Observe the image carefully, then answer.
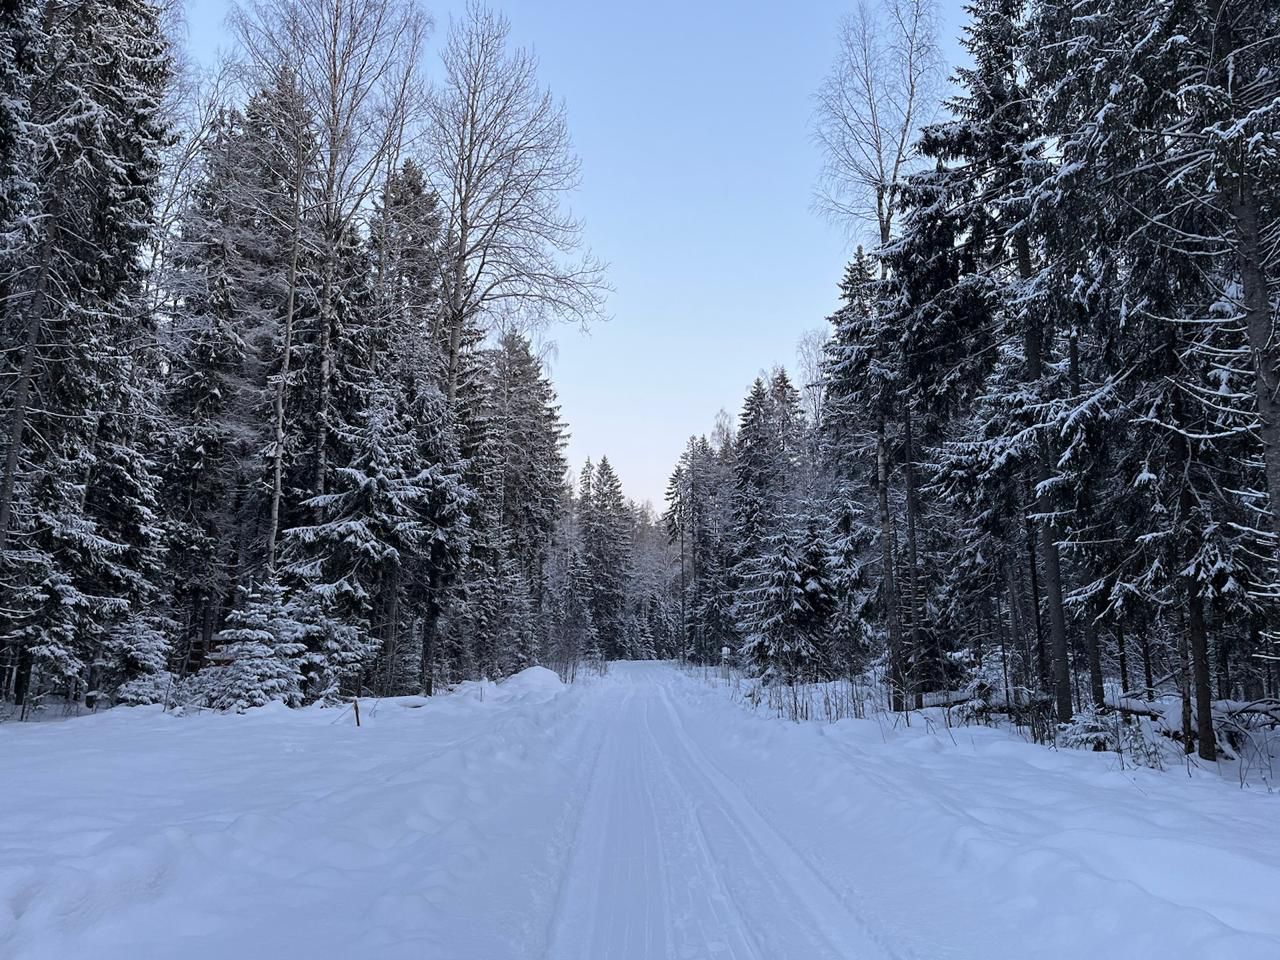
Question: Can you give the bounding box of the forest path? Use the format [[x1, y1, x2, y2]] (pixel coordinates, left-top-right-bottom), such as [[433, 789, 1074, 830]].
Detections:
[[543, 662, 892, 960]]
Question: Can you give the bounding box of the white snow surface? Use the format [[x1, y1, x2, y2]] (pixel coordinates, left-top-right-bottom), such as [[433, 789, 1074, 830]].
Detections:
[[3, 661, 1279, 959]]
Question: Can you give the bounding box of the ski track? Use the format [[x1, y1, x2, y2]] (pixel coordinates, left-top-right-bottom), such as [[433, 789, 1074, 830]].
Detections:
[[5, 661, 1280, 960]]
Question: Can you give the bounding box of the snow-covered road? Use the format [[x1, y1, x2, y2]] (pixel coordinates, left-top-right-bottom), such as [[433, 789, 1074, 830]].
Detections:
[[546, 668, 892, 960], [4, 661, 1279, 959]]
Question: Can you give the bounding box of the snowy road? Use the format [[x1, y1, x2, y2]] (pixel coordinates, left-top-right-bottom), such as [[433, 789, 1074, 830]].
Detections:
[[545, 669, 891, 960], [4, 661, 1280, 959]]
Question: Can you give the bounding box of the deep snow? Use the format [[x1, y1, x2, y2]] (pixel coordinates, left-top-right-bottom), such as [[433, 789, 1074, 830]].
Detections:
[[3, 661, 1278, 959]]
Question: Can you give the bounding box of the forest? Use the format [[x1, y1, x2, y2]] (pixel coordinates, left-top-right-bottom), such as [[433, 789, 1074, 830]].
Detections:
[[2, 0, 1279, 771], [668, 0, 1280, 761]]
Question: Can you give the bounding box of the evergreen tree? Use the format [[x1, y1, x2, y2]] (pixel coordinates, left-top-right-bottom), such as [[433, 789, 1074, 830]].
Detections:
[[585, 457, 631, 659], [189, 580, 306, 712], [0, 0, 173, 705]]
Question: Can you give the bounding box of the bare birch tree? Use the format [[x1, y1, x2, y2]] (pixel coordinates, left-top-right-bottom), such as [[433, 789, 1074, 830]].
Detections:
[[426, 1, 606, 403], [814, 0, 941, 247], [813, 0, 941, 709], [232, 0, 428, 566]]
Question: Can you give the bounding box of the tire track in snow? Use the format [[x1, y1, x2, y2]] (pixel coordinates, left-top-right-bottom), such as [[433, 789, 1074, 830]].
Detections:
[[540, 684, 650, 959], [653, 677, 909, 960], [636, 692, 767, 960]]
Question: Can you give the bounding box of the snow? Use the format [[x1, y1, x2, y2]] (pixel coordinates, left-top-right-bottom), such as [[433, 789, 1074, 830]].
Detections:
[[3, 662, 1279, 959]]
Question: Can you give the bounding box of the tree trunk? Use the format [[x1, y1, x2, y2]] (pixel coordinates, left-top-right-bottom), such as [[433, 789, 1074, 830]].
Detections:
[[1141, 629, 1155, 701], [420, 569, 446, 696], [876, 420, 905, 711], [1035, 453, 1072, 723], [1005, 559, 1032, 698], [445, 219, 470, 404], [0, 257, 50, 555], [1171, 385, 1217, 761], [1177, 609, 1194, 754], [13, 645, 33, 710], [1018, 234, 1072, 723], [265, 182, 303, 572], [1187, 588, 1216, 761], [313, 258, 335, 497], [901, 405, 929, 699], [1083, 608, 1105, 710], [1023, 495, 1048, 691], [1116, 624, 1130, 695], [1230, 162, 1280, 544]]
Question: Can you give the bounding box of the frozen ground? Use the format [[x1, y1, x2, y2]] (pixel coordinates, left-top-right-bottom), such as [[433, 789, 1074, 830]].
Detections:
[[3, 661, 1279, 959]]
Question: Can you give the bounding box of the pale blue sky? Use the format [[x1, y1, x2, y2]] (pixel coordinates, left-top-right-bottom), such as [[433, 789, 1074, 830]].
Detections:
[[183, 0, 967, 506]]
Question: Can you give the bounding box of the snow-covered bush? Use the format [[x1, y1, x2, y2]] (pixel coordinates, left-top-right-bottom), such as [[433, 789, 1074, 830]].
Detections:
[[184, 582, 306, 712], [115, 670, 177, 706], [1120, 716, 1169, 770], [1059, 708, 1119, 752], [101, 618, 174, 705]]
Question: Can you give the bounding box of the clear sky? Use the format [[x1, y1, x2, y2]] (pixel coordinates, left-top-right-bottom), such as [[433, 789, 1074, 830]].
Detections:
[[182, 0, 967, 507]]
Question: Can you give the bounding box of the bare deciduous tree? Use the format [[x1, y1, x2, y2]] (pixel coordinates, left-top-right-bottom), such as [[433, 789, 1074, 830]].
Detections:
[[232, 0, 429, 566], [813, 0, 941, 711], [814, 0, 941, 247], [427, 1, 607, 403], [795, 327, 828, 429]]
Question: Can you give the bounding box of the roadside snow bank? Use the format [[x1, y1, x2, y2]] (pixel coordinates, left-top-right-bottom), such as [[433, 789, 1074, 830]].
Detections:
[[0, 672, 586, 960], [498, 665, 565, 698], [682, 669, 1280, 959]]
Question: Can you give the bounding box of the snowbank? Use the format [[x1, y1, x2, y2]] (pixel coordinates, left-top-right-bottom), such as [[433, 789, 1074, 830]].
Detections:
[[498, 664, 565, 698], [0, 674, 587, 960], [689, 667, 1280, 959]]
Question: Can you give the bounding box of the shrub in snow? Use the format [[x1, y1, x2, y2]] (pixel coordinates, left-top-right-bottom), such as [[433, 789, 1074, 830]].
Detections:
[[97, 617, 174, 705], [115, 670, 177, 707], [186, 582, 306, 712], [1057, 710, 1168, 768], [1059, 708, 1119, 752], [1121, 716, 1169, 770]]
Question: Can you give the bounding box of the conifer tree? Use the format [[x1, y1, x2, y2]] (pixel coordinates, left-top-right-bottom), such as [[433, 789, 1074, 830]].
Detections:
[[191, 580, 306, 711]]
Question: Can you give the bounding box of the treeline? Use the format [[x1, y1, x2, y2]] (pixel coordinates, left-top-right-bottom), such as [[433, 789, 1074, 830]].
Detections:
[[666, 0, 1280, 759], [0, 0, 679, 714]]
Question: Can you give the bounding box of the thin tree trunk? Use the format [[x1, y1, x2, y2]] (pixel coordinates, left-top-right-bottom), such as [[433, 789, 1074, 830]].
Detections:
[[1005, 559, 1031, 699], [1067, 326, 1105, 711], [876, 420, 905, 711], [420, 576, 444, 696], [1177, 608, 1194, 754], [445, 223, 469, 404], [1172, 386, 1217, 760], [1141, 629, 1155, 701], [1116, 624, 1130, 695], [1083, 608, 1105, 710], [0, 257, 50, 555], [1234, 188, 1280, 539], [313, 260, 334, 496], [1216, 630, 1231, 701], [1023, 495, 1048, 691], [1035, 452, 1072, 723], [265, 179, 303, 573], [901, 405, 928, 701]]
